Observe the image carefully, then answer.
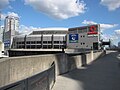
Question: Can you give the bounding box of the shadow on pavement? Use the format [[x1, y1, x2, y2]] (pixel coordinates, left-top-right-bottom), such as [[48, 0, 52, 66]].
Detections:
[[62, 51, 120, 90]]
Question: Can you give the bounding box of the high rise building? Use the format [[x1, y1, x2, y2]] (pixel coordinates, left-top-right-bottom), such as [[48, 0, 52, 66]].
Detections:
[[4, 16, 19, 32], [3, 15, 19, 50]]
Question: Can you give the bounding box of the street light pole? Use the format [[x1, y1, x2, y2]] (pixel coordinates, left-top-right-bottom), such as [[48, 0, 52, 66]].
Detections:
[[0, 10, 1, 41]]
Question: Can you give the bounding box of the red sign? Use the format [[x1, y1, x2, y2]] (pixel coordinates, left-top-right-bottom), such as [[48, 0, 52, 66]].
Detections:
[[88, 26, 98, 35]]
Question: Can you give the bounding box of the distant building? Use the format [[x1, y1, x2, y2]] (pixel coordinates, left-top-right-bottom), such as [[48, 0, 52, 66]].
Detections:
[[3, 15, 19, 50], [4, 16, 19, 32]]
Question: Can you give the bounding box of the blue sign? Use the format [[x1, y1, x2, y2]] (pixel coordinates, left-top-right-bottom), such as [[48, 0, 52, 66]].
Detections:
[[69, 34, 78, 43], [4, 40, 10, 47]]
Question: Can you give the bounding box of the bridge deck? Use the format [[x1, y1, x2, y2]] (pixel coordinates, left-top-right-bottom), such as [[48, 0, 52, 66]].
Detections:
[[52, 51, 120, 90]]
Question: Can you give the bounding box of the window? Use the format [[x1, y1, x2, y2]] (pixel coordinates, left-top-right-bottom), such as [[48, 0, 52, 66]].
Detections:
[[43, 45, 47, 49], [91, 46, 93, 49], [78, 30, 82, 33], [17, 45, 24, 49], [37, 45, 41, 49], [17, 42, 24, 45], [63, 41, 66, 44], [43, 41, 47, 44], [26, 41, 30, 44], [17, 42, 20, 44], [54, 45, 59, 49], [26, 45, 30, 49], [37, 41, 41, 44], [60, 45, 66, 49], [31, 45, 35, 49], [21, 42, 24, 44], [31, 41, 36, 44], [69, 28, 77, 33], [48, 45, 52, 49], [54, 41, 59, 44], [48, 41, 52, 43], [78, 27, 87, 33], [60, 41, 63, 44]]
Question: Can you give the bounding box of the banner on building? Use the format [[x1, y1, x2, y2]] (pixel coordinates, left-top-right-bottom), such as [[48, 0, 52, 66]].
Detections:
[[69, 34, 78, 43]]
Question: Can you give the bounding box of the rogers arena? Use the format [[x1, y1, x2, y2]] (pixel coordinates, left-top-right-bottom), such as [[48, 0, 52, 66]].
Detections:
[[9, 25, 101, 56]]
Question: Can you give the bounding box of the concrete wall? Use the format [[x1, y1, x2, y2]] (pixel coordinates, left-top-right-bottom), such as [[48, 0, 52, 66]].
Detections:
[[67, 55, 82, 71], [0, 55, 54, 87], [0, 50, 104, 88], [54, 51, 104, 75], [55, 54, 68, 75]]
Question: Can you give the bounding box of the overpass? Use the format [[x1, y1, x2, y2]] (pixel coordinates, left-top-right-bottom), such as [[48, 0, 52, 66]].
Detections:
[[0, 50, 120, 90]]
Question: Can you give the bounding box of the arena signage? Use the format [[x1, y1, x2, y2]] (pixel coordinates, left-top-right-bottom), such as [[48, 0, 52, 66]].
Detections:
[[4, 40, 10, 47], [87, 25, 98, 35], [69, 34, 78, 43]]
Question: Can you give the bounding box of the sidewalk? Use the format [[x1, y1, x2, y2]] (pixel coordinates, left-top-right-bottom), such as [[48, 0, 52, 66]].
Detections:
[[52, 51, 120, 90]]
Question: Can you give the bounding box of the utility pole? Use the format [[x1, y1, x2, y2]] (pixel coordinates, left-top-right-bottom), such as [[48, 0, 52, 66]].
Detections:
[[0, 10, 5, 43], [0, 10, 2, 42], [0, 10, 3, 42], [0, 10, 1, 33]]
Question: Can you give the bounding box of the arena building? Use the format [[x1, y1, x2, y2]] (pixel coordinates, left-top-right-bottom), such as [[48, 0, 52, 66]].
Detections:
[[67, 24, 101, 50], [11, 28, 68, 49], [11, 24, 101, 50], [9, 25, 102, 56]]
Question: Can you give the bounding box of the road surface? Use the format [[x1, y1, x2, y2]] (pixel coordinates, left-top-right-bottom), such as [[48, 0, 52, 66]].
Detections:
[[53, 51, 120, 90]]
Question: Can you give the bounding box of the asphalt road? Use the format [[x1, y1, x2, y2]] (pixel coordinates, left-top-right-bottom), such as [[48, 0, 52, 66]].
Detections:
[[53, 51, 120, 90]]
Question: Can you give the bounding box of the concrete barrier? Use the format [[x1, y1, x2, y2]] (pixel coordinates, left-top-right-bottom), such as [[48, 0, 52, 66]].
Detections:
[[55, 50, 104, 75], [67, 55, 82, 71], [27, 63, 55, 90], [0, 55, 54, 87], [0, 50, 104, 89], [0, 63, 55, 90], [54, 54, 68, 75], [0, 80, 26, 90]]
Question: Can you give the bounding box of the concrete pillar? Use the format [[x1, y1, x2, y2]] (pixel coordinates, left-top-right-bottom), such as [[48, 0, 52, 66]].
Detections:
[[55, 54, 68, 75], [0, 42, 3, 57], [91, 50, 93, 61]]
